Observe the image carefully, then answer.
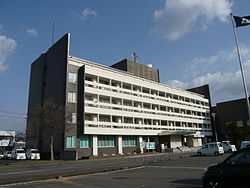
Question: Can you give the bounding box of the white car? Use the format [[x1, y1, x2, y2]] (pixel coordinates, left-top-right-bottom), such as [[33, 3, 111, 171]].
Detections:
[[11, 149, 26, 160], [197, 142, 224, 156], [222, 141, 236, 152], [3, 151, 12, 159], [240, 141, 250, 149], [0, 152, 4, 159], [26, 149, 40, 160]]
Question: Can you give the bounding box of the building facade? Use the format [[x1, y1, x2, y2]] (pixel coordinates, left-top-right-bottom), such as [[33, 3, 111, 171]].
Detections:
[[26, 34, 212, 159], [110, 59, 160, 83], [212, 98, 250, 146]]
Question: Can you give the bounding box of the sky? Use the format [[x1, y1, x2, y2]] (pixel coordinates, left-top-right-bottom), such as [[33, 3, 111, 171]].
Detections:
[[0, 0, 250, 132]]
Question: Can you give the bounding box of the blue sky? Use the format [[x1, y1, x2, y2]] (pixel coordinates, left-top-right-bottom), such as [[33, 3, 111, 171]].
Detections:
[[0, 0, 250, 131]]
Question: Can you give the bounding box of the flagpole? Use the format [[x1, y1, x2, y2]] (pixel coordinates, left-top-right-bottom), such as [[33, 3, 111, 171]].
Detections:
[[52, 15, 55, 45], [230, 13, 250, 120]]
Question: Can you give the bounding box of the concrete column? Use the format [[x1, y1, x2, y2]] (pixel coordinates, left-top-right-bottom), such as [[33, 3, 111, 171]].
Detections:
[[139, 136, 143, 153], [118, 117, 122, 123], [138, 119, 142, 125], [118, 136, 123, 155], [170, 135, 182, 148], [93, 77, 97, 85], [204, 136, 208, 144], [187, 137, 193, 147], [92, 135, 98, 156], [93, 116, 98, 122], [93, 77, 98, 88]]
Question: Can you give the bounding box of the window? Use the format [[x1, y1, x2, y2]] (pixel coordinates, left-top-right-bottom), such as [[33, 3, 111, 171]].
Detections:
[[209, 144, 214, 148], [68, 72, 77, 83], [203, 144, 208, 149], [66, 136, 76, 148], [98, 136, 115, 147], [223, 142, 229, 146], [71, 113, 76, 124], [68, 92, 77, 103], [123, 136, 137, 147], [80, 135, 91, 148], [230, 150, 250, 165]]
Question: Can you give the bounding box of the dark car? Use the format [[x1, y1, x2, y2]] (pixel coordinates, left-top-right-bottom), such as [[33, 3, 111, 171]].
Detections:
[[202, 147, 250, 188]]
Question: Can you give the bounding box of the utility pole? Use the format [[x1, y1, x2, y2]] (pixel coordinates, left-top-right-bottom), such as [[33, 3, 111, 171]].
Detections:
[[132, 52, 138, 62], [211, 113, 218, 142]]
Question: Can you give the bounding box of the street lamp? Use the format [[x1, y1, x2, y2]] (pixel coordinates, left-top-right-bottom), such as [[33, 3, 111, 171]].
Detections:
[[211, 113, 218, 142]]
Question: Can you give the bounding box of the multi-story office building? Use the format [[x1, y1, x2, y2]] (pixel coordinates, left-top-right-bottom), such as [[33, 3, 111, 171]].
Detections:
[[26, 34, 212, 159]]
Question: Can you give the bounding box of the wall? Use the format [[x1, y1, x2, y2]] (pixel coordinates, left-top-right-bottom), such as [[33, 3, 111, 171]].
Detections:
[[98, 147, 117, 156], [110, 59, 160, 83], [78, 148, 92, 158], [123, 147, 137, 154], [213, 98, 250, 142], [26, 34, 70, 155]]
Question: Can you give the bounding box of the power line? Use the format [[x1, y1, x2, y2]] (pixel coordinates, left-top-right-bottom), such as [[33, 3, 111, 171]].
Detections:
[[0, 115, 27, 120], [0, 110, 26, 116], [0, 110, 27, 120]]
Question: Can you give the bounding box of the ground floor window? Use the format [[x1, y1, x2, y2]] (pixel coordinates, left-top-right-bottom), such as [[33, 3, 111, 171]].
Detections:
[[122, 136, 137, 147], [98, 136, 115, 147], [80, 135, 91, 148], [66, 136, 76, 148], [142, 136, 148, 143]]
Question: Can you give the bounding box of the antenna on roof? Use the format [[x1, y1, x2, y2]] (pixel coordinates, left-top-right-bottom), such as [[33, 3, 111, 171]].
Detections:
[[52, 15, 55, 45], [132, 52, 138, 63]]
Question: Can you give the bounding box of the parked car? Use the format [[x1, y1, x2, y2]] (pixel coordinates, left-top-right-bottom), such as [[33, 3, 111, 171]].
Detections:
[[197, 142, 224, 156], [11, 149, 26, 160], [240, 141, 250, 149], [0, 152, 4, 159], [202, 147, 250, 188], [3, 151, 12, 159], [26, 149, 40, 160], [222, 141, 236, 152]]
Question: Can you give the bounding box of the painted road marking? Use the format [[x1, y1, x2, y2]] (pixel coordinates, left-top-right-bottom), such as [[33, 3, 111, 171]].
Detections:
[[146, 166, 203, 170]]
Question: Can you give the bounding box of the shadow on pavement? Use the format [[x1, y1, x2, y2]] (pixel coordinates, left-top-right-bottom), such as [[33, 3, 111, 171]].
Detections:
[[171, 178, 202, 188]]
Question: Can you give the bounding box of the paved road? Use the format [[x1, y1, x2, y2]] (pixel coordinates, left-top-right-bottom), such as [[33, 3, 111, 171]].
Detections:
[[0, 154, 231, 188], [0, 152, 193, 185]]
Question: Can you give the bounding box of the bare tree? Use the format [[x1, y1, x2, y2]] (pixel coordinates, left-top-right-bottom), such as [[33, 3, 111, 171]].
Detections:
[[29, 99, 66, 160]]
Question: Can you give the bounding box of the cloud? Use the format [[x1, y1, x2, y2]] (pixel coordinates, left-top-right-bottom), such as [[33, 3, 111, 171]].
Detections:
[[69, 8, 97, 22], [26, 29, 39, 37], [153, 0, 232, 40], [168, 71, 246, 103], [0, 35, 17, 73], [167, 46, 250, 104], [81, 8, 97, 21]]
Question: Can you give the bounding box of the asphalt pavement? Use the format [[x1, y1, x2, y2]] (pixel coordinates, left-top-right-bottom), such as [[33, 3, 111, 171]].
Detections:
[[0, 152, 194, 185], [0, 153, 231, 188]]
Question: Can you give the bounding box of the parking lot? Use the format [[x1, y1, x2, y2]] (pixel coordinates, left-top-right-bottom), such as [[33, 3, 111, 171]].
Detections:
[[0, 154, 231, 188]]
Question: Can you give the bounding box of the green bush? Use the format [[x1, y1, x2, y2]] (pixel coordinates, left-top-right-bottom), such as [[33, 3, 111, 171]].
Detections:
[[135, 147, 141, 154]]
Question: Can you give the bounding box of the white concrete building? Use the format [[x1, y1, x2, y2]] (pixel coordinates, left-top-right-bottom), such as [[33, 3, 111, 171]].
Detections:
[[27, 34, 213, 159], [70, 56, 211, 153]]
